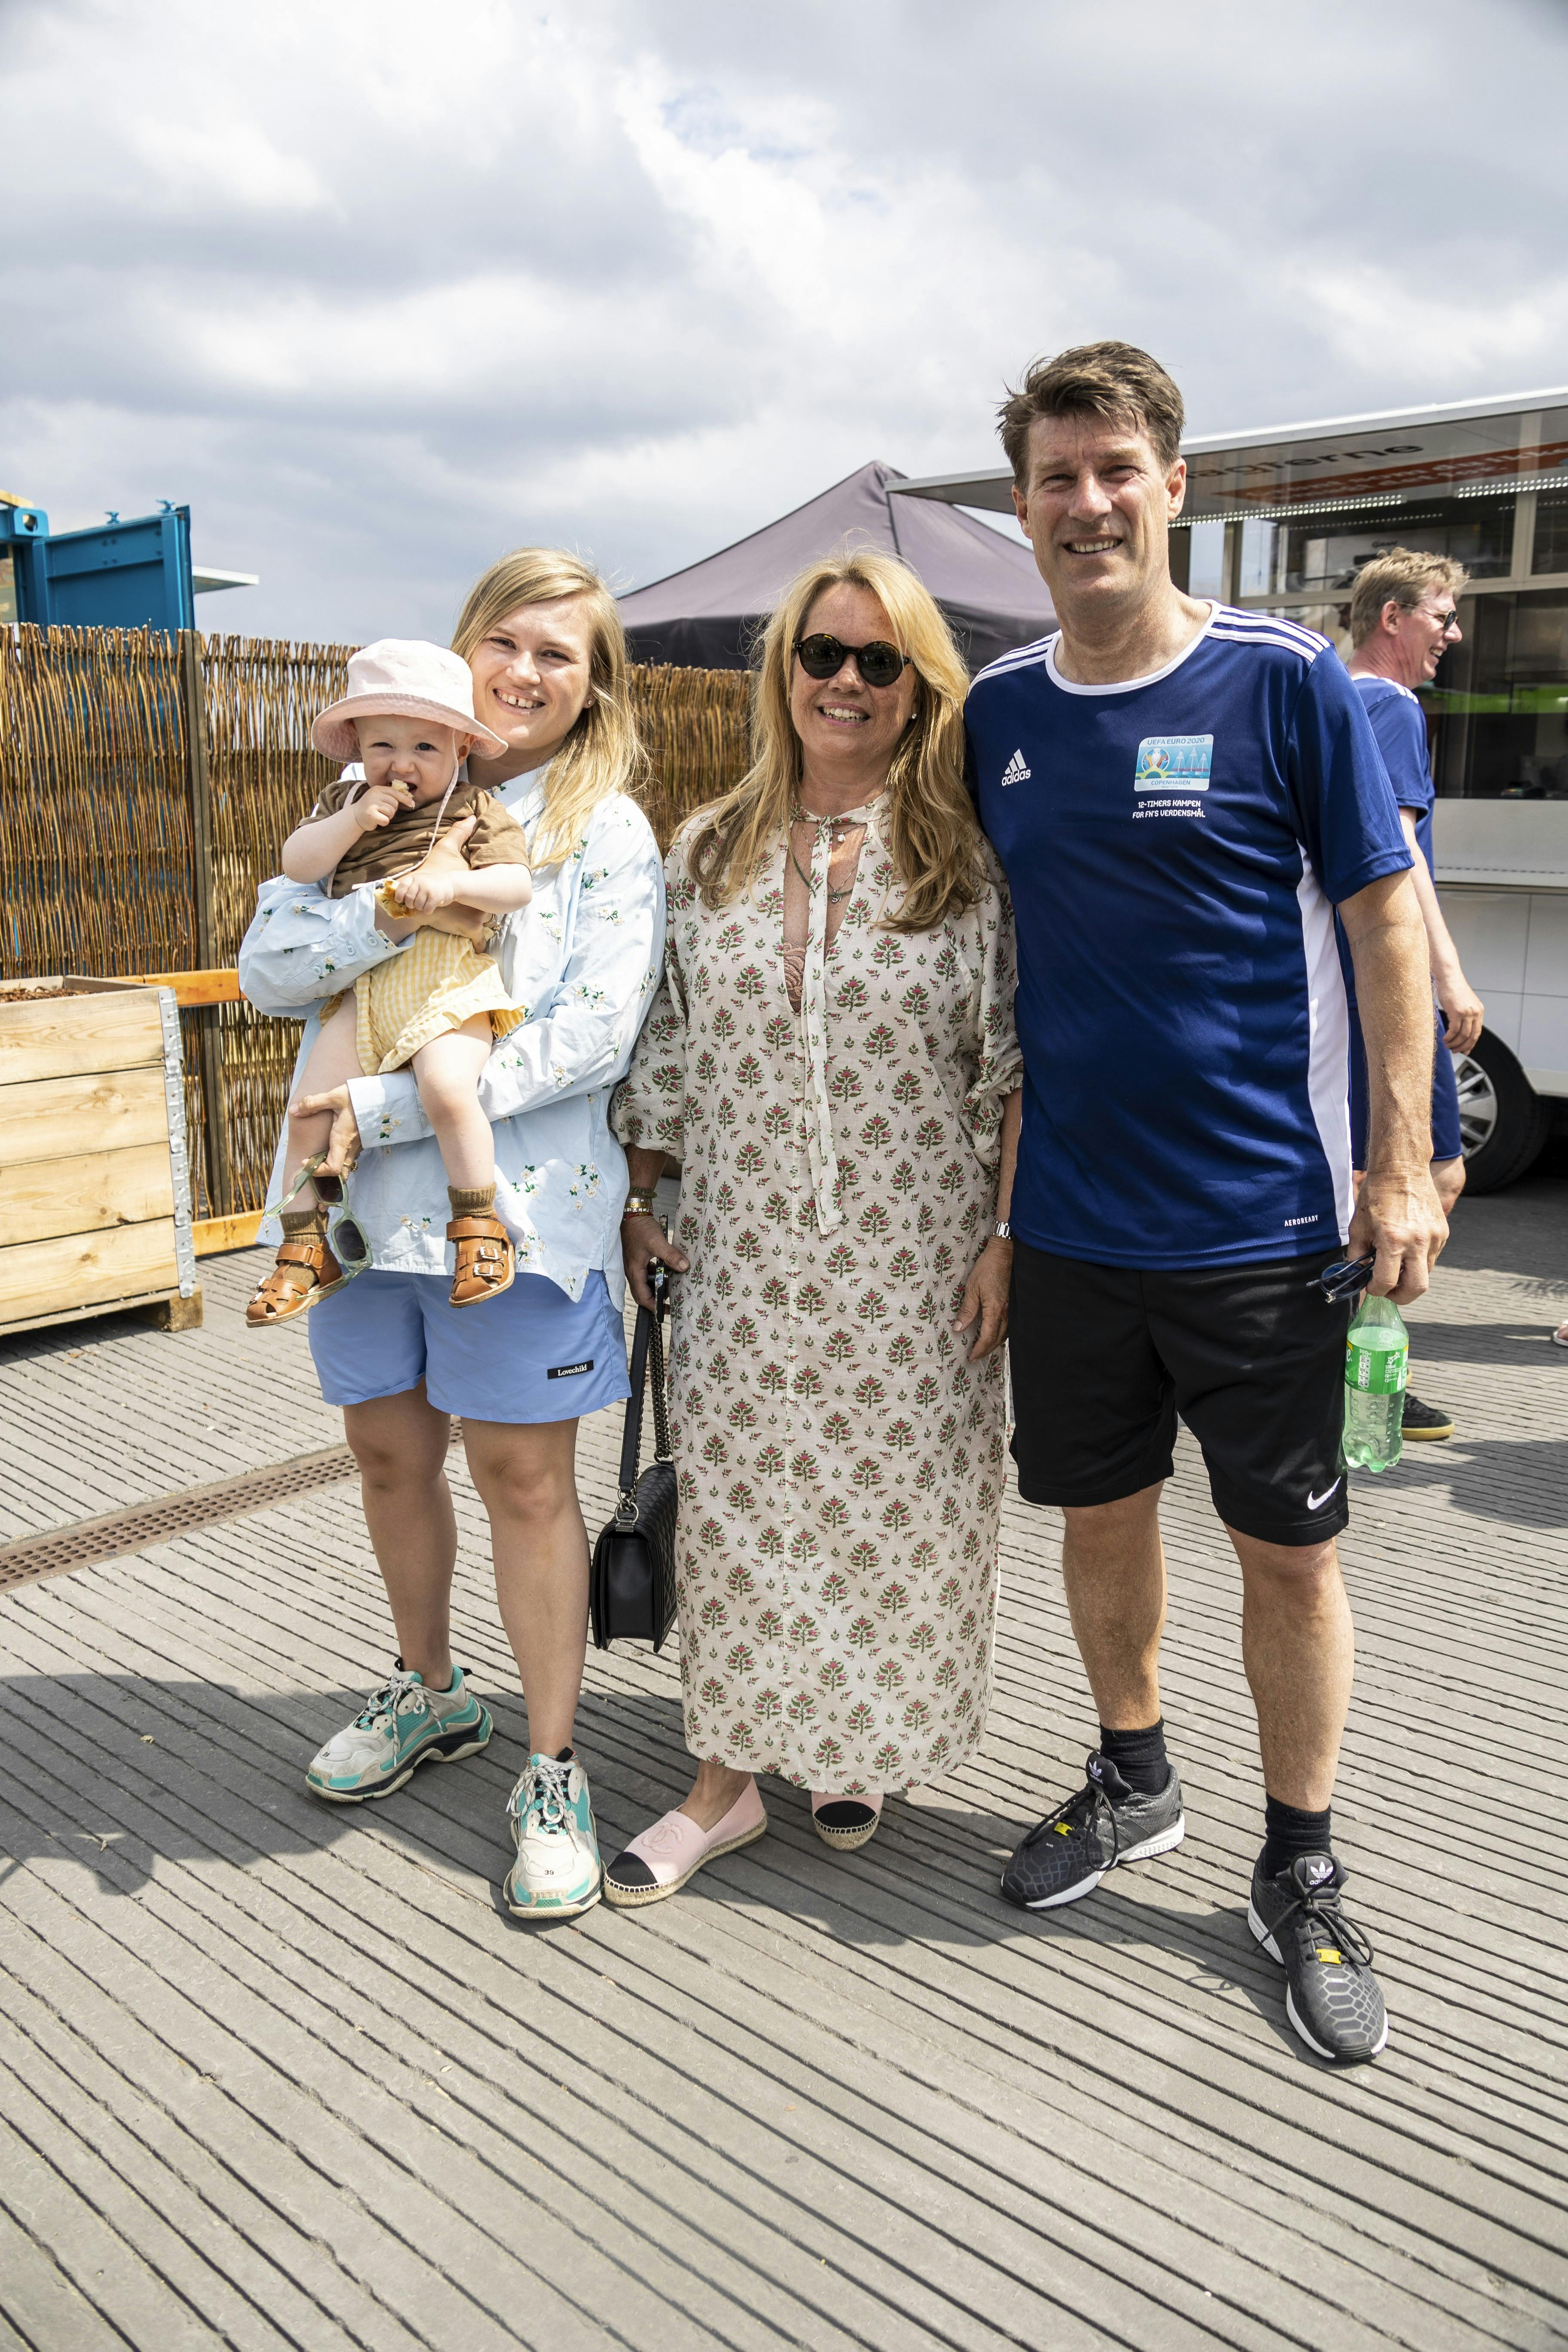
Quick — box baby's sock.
[280,1203,326,1240]
[448,1183,496,1218]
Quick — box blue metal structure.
[0,501,196,633]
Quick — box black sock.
[1098,1718,1168,1795]
[1260,1796,1332,1879]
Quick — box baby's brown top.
[308,775,530,899]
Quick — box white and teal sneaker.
[306,1662,492,1803]
[505,1751,603,1918]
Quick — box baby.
[247,640,532,1327]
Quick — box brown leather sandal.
[245,1231,345,1326]
[446,1213,514,1309]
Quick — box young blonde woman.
[239,550,665,1920]
[606,550,1022,1905]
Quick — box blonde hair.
[1350,548,1468,649]
[686,549,983,934]
[451,548,649,862]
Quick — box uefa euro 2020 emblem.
[1133,734,1214,791]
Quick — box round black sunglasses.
[793,633,910,689]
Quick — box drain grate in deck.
[0,1447,361,1590]
[0,1425,461,1592]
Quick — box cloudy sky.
[4,0,1566,644]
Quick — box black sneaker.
[1401,1392,1454,1441]
[1001,1753,1185,1910]
[1248,1852,1388,2063]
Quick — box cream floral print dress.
[613,803,1022,1793]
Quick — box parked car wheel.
[1452,1029,1551,1193]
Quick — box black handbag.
[591,1267,678,1652]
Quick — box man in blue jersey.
[966,342,1446,2065]
[1343,548,1484,1446]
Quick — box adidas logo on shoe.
[1000,748,1032,786]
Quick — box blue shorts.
[1348,1003,1463,1167]
[307,1267,631,1423]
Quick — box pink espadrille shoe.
[602,1779,766,1908]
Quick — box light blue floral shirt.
[238,768,666,1301]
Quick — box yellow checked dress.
[307,774,532,1073]
[349,910,527,1074]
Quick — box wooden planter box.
[0,977,201,1336]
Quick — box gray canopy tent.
[618,460,1056,673]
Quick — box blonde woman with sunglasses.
[239,550,665,1921]
[605,550,1022,1905]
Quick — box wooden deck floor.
[2,1184,1566,2352]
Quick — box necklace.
[789,798,873,901]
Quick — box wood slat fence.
[0,628,751,1225]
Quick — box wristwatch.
[993,1219,1012,1240]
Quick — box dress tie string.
[794,797,882,1237]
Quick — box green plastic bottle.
[1343,1294,1408,1472]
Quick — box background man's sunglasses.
[794,634,911,688]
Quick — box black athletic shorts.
[1008,1240,1354,1546]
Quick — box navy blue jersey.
[1353,674,1433,865]
[966,605,1410,1270]
[1338,675,1433,1009]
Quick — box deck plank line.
[7,1601,1566,2187]
[0,1880,638,2352]
[1,1761,1363,2352]
[0,1809,913,2352]
[28,1540,1568,1943]
[2,1227,1564,2351]
[0,2047,309,2352]
[0,1962,423,2352]
[0,1777,1207,2352]
[9,1599,1561,2116]
[0,2198,138,2352]
[6,1684,1561,2324]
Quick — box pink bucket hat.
[310,639,508,763]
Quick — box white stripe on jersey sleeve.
[1209,605,1326,661]
[969,633,1059,689]
[1295,854,1355,1243]
[1212,601,1324,645]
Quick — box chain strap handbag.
[590,1266,678,1652]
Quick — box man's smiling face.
[1012,412,1188,625]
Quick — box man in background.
[1344,549,1483,1443]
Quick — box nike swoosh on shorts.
[1307,1479,1343,1510]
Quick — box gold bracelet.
[622,1189,658,1220]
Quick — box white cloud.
[1,0,1564,642]
[125,119,330,215]
[1288,261,1568,389]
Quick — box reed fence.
[1,626,752,1224]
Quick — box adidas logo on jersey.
[1000,748,1032,786]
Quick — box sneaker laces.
[1023,1770,1122,1859]
[1272,1878,1377,1970]
[511,1757,575,1839]
[354,1666,423,1733]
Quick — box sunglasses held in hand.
[793,634,912,689]
[1314,1255,1375,1303]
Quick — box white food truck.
[895,388,1568,1189]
